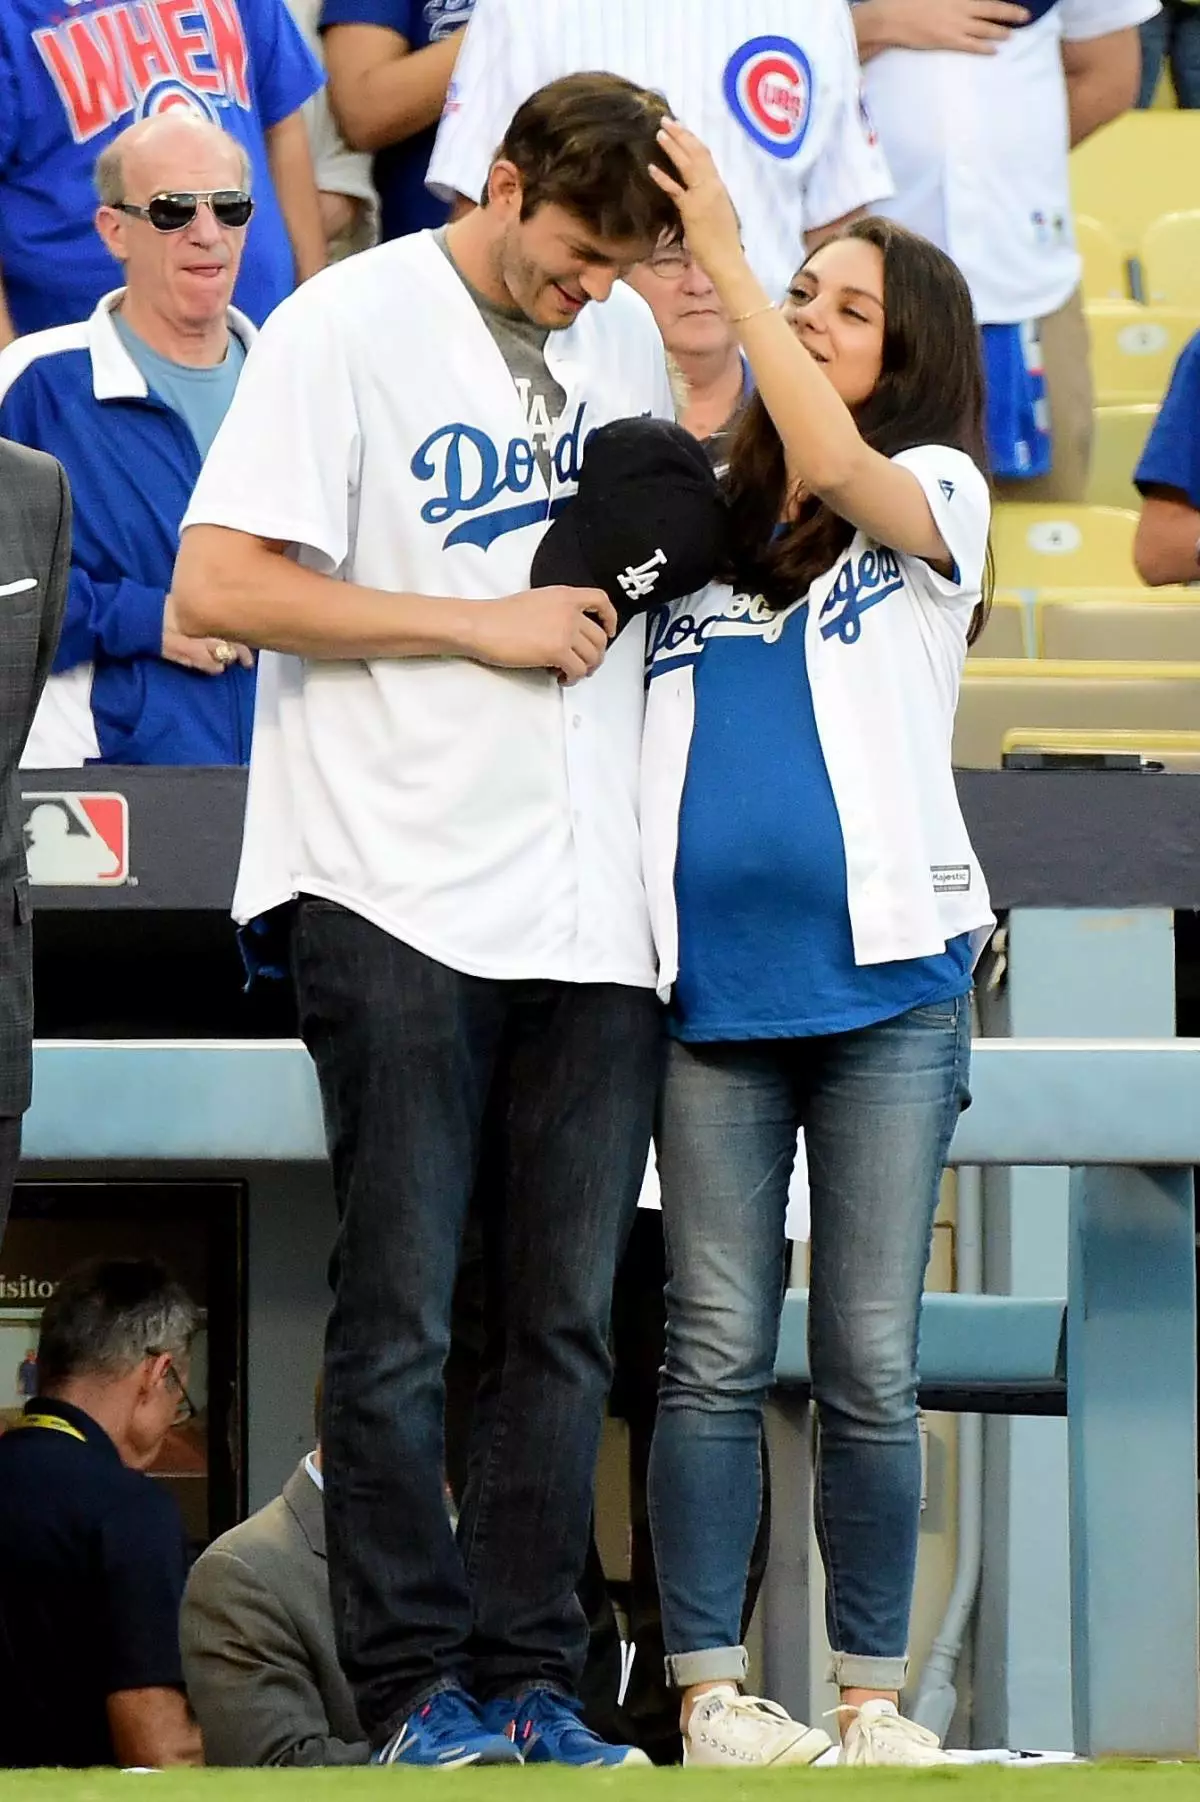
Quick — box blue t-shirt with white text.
[319,0,474,241]
[672,591,972,1042]
[0,0,324,335]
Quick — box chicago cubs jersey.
[427,0,892,305]
[0,0,324,336]
[863,0,1158,323]
[181,231,675,985]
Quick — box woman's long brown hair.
[723,215,993,643]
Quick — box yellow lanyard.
[10,1413,87,1442]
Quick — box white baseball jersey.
[864,0,1158,324]
[642,445,995,990]
[427,0,893,305]
[181,231,675,986]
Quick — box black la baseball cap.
[531,416,730,631]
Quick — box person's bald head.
[95,114,249,209]
[93,114,252,334]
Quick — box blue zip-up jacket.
[0,291,256,766]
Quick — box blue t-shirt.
[672,592,973,1042]
[1135,328,1200,510]
[0,0,324,336]
[319,0,474,241]
[112,311,246,458]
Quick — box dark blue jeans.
[648,995,971,1693]
[1139,2,1200,108]
[291,899,662,1744]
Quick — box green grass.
[0,1768,1196,1802]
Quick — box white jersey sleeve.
[181,275,360,571]
[428,0,535,205]
[891,445,991,602]
[1059,0,1159,41]
[801,0,893,232]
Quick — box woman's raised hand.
[649,118,746,281]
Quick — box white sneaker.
[838,1698,950,1765]
[683,1685,833,1767]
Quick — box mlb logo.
[21,792,129,887]
[724,36,813,160]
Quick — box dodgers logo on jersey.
[723,36,813,161]
[647,589,803,678]
[818,548,904,644]
[411,402,593,552]
[34,1,251,146]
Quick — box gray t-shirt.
[434,227,566,484]
[112,310,246,460]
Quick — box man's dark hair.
[36,1257,200,1391]
[488,72,682,246]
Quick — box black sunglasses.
[114,189,254,233]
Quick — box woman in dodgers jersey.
[640,122,994,1768]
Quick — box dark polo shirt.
[0,1397,189,1767]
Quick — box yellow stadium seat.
[1086,302,1200,405]
[990,504,1140,590]
[1075,214,1130,303]
[1037,590,1200,660]
[954,660,1200,767]
[1085,404,1158,509]
[1141,211,1200,307]
[1070,112,1200,254]
[969,589,1028,658]
[1002,729,1200,771]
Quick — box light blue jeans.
[648,995,972,1693]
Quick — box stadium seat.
[1086,302,1200,405]
[1075,214,1130,303]
[1141,211,1200,307]
[990,503,1140,590]
[1085,405,1157,509]
[952,659,1200,767]
[1070,111,1200,254]
[1002,728,1200,770]
[1037,589,1200,660]
[970,589,1028,658]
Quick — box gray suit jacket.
[0,438,69,1117]
[180,1462,369,1766]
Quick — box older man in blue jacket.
[0,111,257,766]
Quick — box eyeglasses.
[113,189,254,233]
[643,246,697,281]
[163,1360,198,1427]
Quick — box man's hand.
[855,0,1030,60]
[162,599,254,675]
[467,585,617,684]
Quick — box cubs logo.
[723,36,813,161]
[139,78,219,124]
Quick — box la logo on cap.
[617,550,668,603]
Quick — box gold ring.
[213,640,235,667]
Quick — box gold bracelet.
[730,301,775,324]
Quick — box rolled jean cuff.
[826,1651,908,1691]
[664,1645,749,1689]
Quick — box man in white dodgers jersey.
[172,74,680,1770]
[428,0,894,303]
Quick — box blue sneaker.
[484,1688,651,1767]
[378,1688,523,1767]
